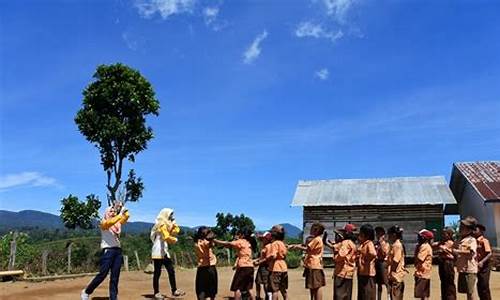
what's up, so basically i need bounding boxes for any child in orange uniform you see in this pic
[432,227,456,300]
[374,226,389,300]
[214,228,257,300]
[255,232,273,300]
[256,225,288,300]
[289,223,326,300]
[357,224,377,300]
[325,224,357,300]
[414,229,433,300]
[194,226,217,300]
[475,224,492,300]
[387,225,406,300]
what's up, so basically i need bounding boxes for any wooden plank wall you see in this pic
[303,205,444,257]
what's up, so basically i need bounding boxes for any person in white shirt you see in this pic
[151,208,186,298]
[81,202,129,300]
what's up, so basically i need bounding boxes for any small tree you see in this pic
[61,63,160,229]
[213,212,255,239]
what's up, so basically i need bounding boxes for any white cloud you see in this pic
[134,0,196,19]
[295,21,343,43]
[315,68,329,80]
[122,32,138,51]
[322,0,355,23]
[203,7,219,25]
[243,30,268,64]
[0,172,59,191]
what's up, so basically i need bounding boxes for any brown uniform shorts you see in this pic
[304,268,326,289]
[389,280,404,300]
[414,277,430,298]
[269,271,288,292]
[230,267,254,292]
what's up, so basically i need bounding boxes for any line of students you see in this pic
[80,205,493,300]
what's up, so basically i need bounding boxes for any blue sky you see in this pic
[1,0,499,229]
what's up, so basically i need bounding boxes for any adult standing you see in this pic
[151,208,185,299]
[81,202,129,300]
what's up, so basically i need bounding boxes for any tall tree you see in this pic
[60,63,160,229]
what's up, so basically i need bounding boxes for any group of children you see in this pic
[80,205,493,300]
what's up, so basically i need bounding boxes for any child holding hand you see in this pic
[289,223,326,300]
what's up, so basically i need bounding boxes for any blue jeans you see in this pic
[85,247,123,300]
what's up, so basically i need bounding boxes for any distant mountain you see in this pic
[281,223,302,239]
[0,210,299,237]
[0,210,191,234]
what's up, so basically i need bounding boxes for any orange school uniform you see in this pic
[358,240,377,277]
[230,239,254,268]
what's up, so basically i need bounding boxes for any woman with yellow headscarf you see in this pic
[150,208,185,299]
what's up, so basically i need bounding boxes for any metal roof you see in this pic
[291,176,456,207]
[451,161,500,202]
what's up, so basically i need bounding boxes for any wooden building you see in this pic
[291,176,457,257]
[450,161,500,247]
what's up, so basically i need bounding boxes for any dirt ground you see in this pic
[1,266,499,300]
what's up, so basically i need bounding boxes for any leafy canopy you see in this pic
[60,63,160,229]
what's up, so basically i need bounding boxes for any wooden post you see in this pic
[123,255,129,272]
[67,242,73,273]
[172,252,178,266]
[42,250,49,275]
[134,250,141,270]
[8,232,18,271]
[226,248,231,266]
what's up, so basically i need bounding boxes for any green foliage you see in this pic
[61,63,159,229]
[74,63,159,205]
[213,212,256,239]
[286,249,302,269]
[60,194,101,229]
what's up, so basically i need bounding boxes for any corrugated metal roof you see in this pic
[291,176,456,207]
[454,161,500,201]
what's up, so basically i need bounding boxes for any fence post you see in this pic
[67,242,73,273]
[226,248,231,266]
[172,252,177,265]
[8,231,18,271]
[134,250,141,270]
[42,250,49,275]
[123,255,129,272]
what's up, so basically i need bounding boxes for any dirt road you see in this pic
[1,267,499,299]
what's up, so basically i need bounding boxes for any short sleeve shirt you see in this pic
[376,239,390,261]
[334,239,356,278]
[414,243,432,279]
[387,239,405,282]
[357,240,377,276]
[476,236,492,262]
[455,236,478,273]
[267,240,288,272]
[304,236,324,269]
[195,239,217,267]
[230,239,253,268]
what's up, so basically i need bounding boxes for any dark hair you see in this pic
[375,226,385,235]
[194,226,210,242]
[388,225,404,240]
[311,223,325,236]
[359,224,375,241]
[271,225,285,241]
[476,224,486,232]
[442,227,455,240]
[345,231,357,242]
[237,227,258,253]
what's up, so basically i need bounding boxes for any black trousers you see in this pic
[438,259,456,300]
[85,248,122,300]
[153,257,177,294]
[477,264,491,300]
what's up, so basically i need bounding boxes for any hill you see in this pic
[0,210,192,235]
[281,223,302,239]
